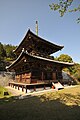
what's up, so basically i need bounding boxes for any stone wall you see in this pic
[62,71,77,85]
[0,72,15,86]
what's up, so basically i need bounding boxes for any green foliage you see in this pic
[72,63,80,81]
[55,54,74,74]
[0,60,6,71]
[0,42,17,71]
[0,42,7,71]
[49,0,80,23]
[0,86,11,98]
[0,42,6,60]
[5,57,13,61]
[49,0,73,16]
[4,44,16,59]
[55,54,80,82]
[56,54,73,63]
[0,86,5,97]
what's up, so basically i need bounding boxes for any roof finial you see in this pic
[36,21,38,36]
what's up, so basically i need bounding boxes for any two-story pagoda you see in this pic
[7,29,74,91]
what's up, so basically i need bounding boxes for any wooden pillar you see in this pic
[25,86,27,93]
[41,72,44,81]
[34,86,36,91]
[44,84,46,90]
[18,85,19,90]
[20,74,22,82]
[9,83,10,86]
[22,85,24,92]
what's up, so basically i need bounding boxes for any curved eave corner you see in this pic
[13,29,30,54]
[6,50,25,71]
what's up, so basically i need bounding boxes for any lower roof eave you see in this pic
[6,51,74,70]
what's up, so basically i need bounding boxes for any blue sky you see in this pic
[0,0,80,63]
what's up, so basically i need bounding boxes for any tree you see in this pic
[0,42,6,60]
[0,43,16,71]
[0,42,7,71]
[49,0,80,23]
[4,44,16,60]
[56,54,73,63]
[0,60,6,71]
[55,54,74,74]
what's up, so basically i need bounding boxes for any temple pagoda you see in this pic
[7,29,74,92]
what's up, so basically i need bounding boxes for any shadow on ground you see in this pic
[0,92,80,120]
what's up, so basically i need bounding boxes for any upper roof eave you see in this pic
[14,29,64,54]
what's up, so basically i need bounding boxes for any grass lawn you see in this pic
[0,85,80,120]
[0,86,11,98]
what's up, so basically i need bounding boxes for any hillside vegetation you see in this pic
[0,42,16,71]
